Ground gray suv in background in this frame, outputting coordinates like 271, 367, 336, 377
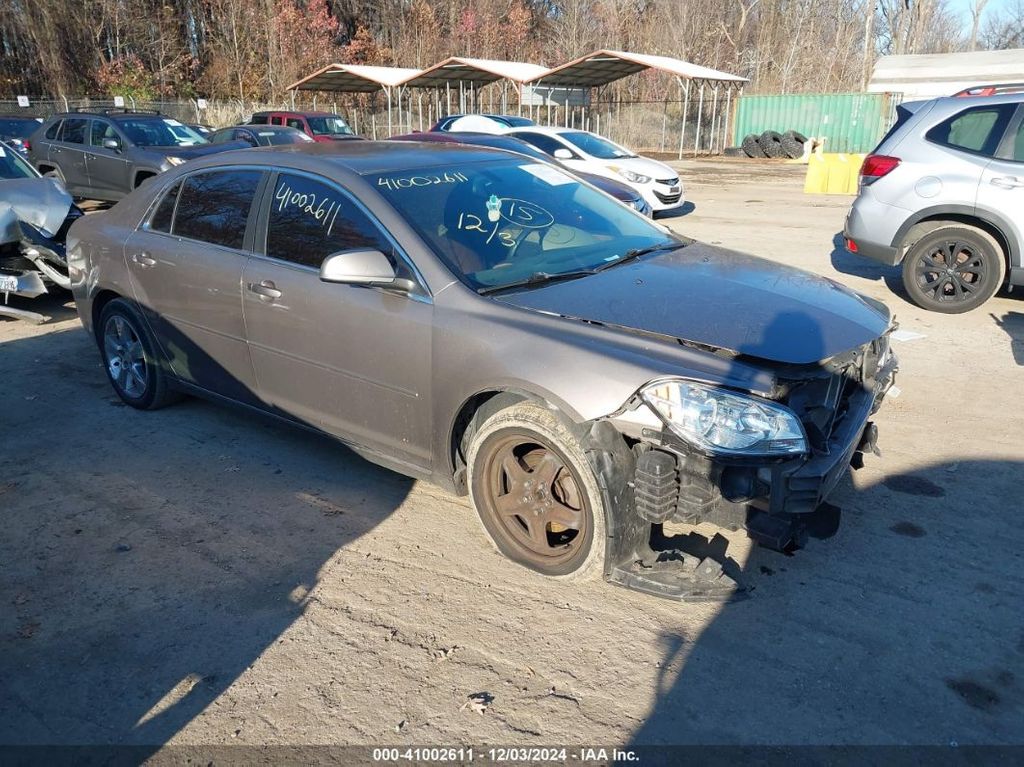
844, 93, 1024, 313
28, 110, 240, 202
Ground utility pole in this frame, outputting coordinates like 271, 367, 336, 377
862, 0, 877, 90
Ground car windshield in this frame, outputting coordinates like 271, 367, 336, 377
117, 117, 209, 147
0, 118, 42, 138
561, 131, 636, 159
0, 144, 38, 179
307, 116, 353, 136
371, 159, 678, 292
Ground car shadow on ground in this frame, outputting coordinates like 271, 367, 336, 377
0, 321, 414, 751
992, 311, 1024, 366
628, 457, 1024, 747
828, 232, 905, 296
654, 201, 695, 220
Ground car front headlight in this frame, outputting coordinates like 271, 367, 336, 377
611, 166, 651, 184
165, 156, 187, 166
641, 380, 807, 456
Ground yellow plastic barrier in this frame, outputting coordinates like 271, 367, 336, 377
804, 153, 866, 195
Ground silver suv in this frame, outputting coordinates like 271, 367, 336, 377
844, 93, 1024, 313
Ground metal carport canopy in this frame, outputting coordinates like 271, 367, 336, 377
398, 57, 550, 88
287, 64, 423, 93
525, 49, 747, 87
523, 50, 747, 159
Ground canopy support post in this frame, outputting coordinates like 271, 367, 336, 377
677, 77, 690, 160
386, 86, 393, 137
694, 81, 705, 156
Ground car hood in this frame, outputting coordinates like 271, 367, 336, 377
614, 156, 678, 182
493, 242, 891, 365
0, 177, 73, 243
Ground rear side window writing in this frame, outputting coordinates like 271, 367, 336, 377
172, 170, 262, 249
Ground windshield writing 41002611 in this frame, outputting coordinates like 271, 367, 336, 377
377, 171, 468, 190
274, 181, 342, 235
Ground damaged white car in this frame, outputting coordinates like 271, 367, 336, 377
0, 143, 82, 322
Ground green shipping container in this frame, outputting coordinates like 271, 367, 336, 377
732, 93, 894, 153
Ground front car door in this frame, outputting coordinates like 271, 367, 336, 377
242, 170, 433, 469
124, 168, 266, 405
86, 119, 132, 197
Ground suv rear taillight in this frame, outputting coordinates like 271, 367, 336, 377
860, 154, 900, 184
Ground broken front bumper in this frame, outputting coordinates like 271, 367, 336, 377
592, 350, 898, 601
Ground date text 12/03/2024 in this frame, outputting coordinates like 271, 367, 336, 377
371, 747, 639, 762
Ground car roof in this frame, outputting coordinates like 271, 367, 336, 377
252, 110, 343, 118
178, 139, 517, 176
226, 124, 302, 132
505, 125, 581, 136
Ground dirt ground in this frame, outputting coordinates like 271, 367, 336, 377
1, 158, 1023, 753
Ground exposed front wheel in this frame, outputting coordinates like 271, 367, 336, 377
901, 225, 1005, 313
99, 298, 181, 410
467, 402, 606, 580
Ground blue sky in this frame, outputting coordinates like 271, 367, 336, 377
947, 0, 1014, 25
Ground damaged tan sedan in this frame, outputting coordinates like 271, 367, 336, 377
67, 142, 897, 600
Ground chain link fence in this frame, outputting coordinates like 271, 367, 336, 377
2, 93, 739, 156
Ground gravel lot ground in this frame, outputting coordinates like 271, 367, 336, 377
1, 158, 1022, 753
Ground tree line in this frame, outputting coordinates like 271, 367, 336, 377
1, 0, 1022, 101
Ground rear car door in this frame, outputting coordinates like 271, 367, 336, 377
242, 170, 433, 467
124, 168, 266, 404
53, 117, 91, 192
31, 119, 62, 167
977, 105, 1024, 250
86, 119, 131, 197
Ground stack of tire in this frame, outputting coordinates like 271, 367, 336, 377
735, 130, 808, 159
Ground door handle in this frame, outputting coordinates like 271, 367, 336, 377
247, 280, 282, 301
990, 176, 1024, 189
130, 252, 157, 268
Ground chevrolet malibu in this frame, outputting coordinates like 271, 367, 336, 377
67, 142, 897, 599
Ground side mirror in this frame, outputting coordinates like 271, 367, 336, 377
102, 137, 121, 151
553, 148, 573, 160
319, 249, 414, 292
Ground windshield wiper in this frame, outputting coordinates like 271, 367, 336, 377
593, 240, 685, 272
477, 269, 596, 295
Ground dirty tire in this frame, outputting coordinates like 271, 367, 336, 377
741, 133, 765, 158
98, 298, 182, 409
43, 167, 66, 184
780, 134, 804, 158
723, 146, 746, 157
786, 129, 809, 144
467, 402, 606, 580
758, 130, 785, 158
901, 225, 1005, 314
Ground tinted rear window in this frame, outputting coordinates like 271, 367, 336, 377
45, 120, 62, 140
172, 170, 262, 249
250, 114, 269, 124
0, 118, 43, 138
926, 105, 1015, 156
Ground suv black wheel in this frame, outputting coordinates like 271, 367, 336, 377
901, 224, 1006, 313
98, 298, 181, 409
